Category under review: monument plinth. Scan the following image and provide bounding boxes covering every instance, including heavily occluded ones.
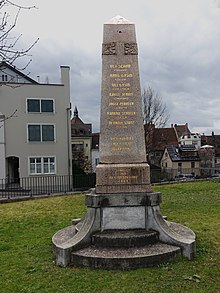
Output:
[52,16,196,269]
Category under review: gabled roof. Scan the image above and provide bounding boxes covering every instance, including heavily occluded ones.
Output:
[173,123,191,138]
[166,144,200,162]
[166,145,180,161]
[0,61,38,84]
[71,107,92,137]
[201,133,220,156]
[147,127,178,151]
[71,116,85,125]
[201,134,220,146]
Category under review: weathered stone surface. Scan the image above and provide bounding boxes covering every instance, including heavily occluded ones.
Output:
[98,16,149,194]
[71,242,181,270]
[102,206,146,230]
[86,189,162,207]
[92,229,159,247]
[96,163,151,194]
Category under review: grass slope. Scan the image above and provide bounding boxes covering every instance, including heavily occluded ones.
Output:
[0,180,219,292]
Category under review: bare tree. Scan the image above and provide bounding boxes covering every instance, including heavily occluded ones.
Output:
[142,86,169,134]
[72,151,92,174]
[0,109,17,129]
[0,0,38,69]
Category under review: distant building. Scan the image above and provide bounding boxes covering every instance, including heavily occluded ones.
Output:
[145,123,195,168]
[71,107,92,173]
[161,145,201,178]
[201,132,220,168]
[145,125,178,168]
[179,133,201,149]
[0,62,72,182]
[91,133,100,172]
[0,61,39,84]
[175,123,201,149]
[198,145,215,168]
[90,123,198,172]
[172,123,191,138]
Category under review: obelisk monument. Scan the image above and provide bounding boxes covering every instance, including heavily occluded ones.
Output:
[96,15,151,194]
[52,16,196,269]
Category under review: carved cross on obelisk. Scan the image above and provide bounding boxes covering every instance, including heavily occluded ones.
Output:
[96,15,151,194]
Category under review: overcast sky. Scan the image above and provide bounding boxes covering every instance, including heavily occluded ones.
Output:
[13,0,220,134]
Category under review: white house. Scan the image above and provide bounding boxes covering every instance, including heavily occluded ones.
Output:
[0,62,72,186]
[179,133,201,149]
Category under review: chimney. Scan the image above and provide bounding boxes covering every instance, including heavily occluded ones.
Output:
[60,66,70,101]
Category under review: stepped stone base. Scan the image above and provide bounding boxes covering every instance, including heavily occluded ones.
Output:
[71,241,181,270]
[92,229,159,247]
[52,189,196,269]
[71,229,181,269]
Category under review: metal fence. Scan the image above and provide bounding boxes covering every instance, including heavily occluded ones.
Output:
[0,173,96,198]
[73,173,96,191]
[0,168,218,199]
[151,168,200,183]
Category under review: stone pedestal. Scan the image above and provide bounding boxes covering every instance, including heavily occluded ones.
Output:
[96,163,151,193]
[52,189,196,268]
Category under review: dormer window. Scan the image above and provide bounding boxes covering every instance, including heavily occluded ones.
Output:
[2,74,8,82]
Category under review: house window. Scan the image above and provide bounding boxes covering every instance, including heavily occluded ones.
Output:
[27,99,54,113]
[41,100,54,112]
[72,142,84,152]
[29,157,55,174]
[28,124,55,142]
[27,99,40,112]
[2,74,8,82]
[191,162,195,168]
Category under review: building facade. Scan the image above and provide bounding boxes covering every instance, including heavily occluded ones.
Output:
[71,107,92,173]
[178,133,201,149]
[161,145,201,178]
[0,62,72,183]
[91,133,100,173]
[0,112,6,179]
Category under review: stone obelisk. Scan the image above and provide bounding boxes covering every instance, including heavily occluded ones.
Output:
[52,16,196,269]
[96,15,151,194]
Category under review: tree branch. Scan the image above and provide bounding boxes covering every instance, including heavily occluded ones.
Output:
[142,86,169,133]
[0,0,38,69]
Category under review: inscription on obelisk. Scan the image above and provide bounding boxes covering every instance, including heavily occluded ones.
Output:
[96,15,151,194]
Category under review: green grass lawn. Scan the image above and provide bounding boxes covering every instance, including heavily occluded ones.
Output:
[0,180,219,293]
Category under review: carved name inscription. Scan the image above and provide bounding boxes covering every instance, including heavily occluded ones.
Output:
[107,62,136,133]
